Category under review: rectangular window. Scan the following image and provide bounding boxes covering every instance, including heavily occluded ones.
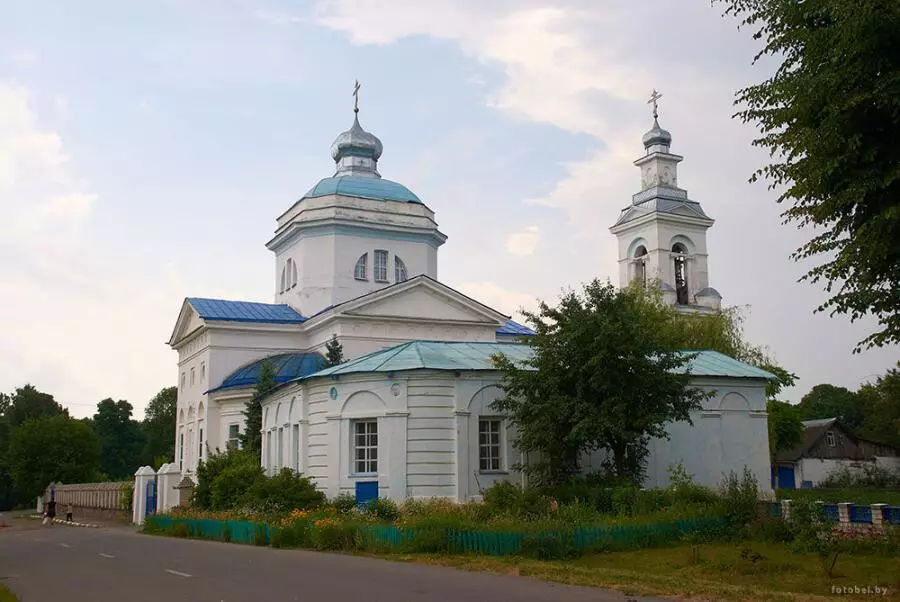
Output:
[353,420,378,474]
[291,424,300,471]
[226,424,240,450]
[178,432,184,470]
[198,428,204,459]
[374,250,388,282]
[825,431,836,448]
[181,372,185,388]
[266,431,273,473]
[190,367,195,386]
[478,418,503,472]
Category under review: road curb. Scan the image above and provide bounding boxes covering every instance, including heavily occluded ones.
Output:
[28,514,100,528]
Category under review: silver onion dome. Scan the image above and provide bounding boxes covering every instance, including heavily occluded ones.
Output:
[330,114,383,163]
[642,118,672,149]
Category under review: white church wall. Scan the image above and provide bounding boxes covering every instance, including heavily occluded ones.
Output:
[210,394,250,456]
[405,375,457,499]
[206,328,305,389]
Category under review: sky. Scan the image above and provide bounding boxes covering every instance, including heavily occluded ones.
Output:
[1,0,897,420]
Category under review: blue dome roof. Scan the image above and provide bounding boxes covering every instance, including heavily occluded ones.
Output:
[303,175,422,203]
[209,352,325,393]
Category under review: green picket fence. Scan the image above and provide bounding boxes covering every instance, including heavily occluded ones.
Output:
[147,514,725,556]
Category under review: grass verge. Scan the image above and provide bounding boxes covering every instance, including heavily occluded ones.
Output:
[375,542,900,601]
[0,584,18,602]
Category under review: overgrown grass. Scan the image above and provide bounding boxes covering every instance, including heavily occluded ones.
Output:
[386,542,900,601]
[0,584,18,602]
[777,488,900,505]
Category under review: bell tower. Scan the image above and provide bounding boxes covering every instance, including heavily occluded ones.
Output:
[609,91,722,313]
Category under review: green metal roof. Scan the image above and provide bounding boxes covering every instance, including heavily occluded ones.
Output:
[296,342,776,382]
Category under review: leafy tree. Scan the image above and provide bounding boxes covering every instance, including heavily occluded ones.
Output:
[7,384,68,427]
[491,279,710,485]
[92,398,145,480]
[857,364,900,448]
[324,334,344,367]
[7,415,101,497]
[717,0,900,351]
[239,361,277,456]
[141,386,177,466]
[767,400,804,454]
[797,384,871,433]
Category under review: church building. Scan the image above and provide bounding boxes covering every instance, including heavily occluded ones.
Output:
[166,90,773,503]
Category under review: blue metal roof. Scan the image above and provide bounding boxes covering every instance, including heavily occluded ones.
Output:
[188,298,307,324]
[296,343,776,382]
[303,176,422,203]
[208,352,326,393]
[496,319,536,336]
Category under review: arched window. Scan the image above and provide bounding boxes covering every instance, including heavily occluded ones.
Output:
[394,256,407,282]
[290,259,297,288]
[672,243,689,305]
[354,253,368,280]
[200,362,206,381]
[633,246,648,287]
[190,367,195,386]
[280,266,286,293]
[281,258,298,292]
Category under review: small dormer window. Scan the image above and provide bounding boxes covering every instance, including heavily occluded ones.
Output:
[354,253,368,280]
[825,431,836,448]
[395,256,407,282]
[374,250,388,282]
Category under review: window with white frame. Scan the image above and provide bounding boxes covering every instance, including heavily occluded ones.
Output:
[352,420,378,474]
[478,418,503,471]
[354,253,368,280]
[374,250,388,282]
[226,424,240,450]
[277,427,284,471]
[394,256,407,282]
[825,430,836,448]
[291,424,300,471]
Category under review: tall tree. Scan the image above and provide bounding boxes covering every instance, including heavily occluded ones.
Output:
[857,364,900,448]
[7,415,101,497]
[7,384,68,427]
[797,384,871,433]
[92,398,145,480]
[324,334,344,367]
[767,400,805,455]
[716,0,900,351]
[240,361,277,457]
[141,386,177,466]
[491,279,710,485]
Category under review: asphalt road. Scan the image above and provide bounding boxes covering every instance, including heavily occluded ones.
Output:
[0,518,664,602]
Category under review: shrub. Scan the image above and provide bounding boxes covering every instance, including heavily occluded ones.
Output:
[211,455,265,511]
[312,520,358,551]
[241,469,325,515]
[121,482,134,513]
[365,497,400,523]
[192,449,260,510]
[331,493,358,515]
[483,481,521,514]
[520,532,580,560]
[719,467,760,535]
[751,515,794,543]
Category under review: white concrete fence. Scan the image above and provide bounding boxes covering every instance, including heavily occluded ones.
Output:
[41,481,131,512]
[132,463,190,525]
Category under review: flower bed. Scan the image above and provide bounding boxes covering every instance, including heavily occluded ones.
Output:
[144,509,727,559]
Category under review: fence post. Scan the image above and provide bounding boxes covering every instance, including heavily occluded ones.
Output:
[780,499,792,522]
[871,504,886,530]
[838,502,851,526]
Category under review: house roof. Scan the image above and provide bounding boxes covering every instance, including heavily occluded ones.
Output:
[187,298,308,324]
[207,352,326,394]
[292,343,776,383]
[774,417,841,463]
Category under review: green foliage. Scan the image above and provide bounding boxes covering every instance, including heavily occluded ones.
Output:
[7,415,101,497]
[241,468,326,515]
[491,279,710,485]
[92,398,145,480]
[240,361,277,457]
[141,386,176,466]
[122,482,134,513]
[719,467,761,535]
[330,493,358,515]
[790,499,842,577]
[819,465,900,490]
[365,497,400,522]
[324,334,344,367]
[798,384,868,431]
[856,364,900,448]
[766,400,804,454]
[716,0,900,351]
[192,449,240,509]
[312,522,358,551]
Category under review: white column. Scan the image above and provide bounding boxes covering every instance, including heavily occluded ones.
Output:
[132,466,156,525]
[454,410,471,502]
[384,412,409,501]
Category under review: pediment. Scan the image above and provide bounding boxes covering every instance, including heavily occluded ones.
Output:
[168,301,206,346]
[339,279,507,325]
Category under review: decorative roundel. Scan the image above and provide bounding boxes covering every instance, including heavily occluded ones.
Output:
[390,383,401,397]
[329,387,338,400]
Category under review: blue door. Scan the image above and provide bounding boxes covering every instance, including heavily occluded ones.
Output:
[145,479,157,517]
[776,464,796,490]
[355,481,378,508]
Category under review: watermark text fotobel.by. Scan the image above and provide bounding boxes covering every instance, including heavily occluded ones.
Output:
[831,585,889,596]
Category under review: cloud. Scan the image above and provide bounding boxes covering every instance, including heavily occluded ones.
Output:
[505,226,540,256]
[9,50,38,67]
[38,193,97,219]
[253,9,305,26]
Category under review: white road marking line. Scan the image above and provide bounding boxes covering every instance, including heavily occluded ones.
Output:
[58,543,72,548]
[98,553,115,558]
[165,569,192,578]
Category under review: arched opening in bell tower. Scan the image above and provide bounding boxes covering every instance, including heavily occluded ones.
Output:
[671,243,689,305]
[633,245,648,287]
